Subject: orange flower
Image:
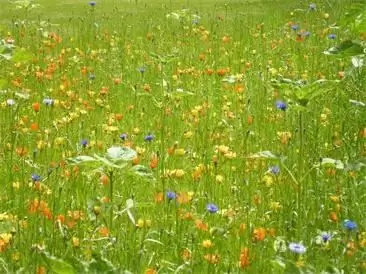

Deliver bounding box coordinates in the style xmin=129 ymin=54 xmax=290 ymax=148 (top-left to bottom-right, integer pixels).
xmin=113 ymin=78 xmax=122 ymax=85
xmin=36 ymin=266 xmax=46 ymax=274
xmin=206 ymin=68 xmax=214 ymax=75
xmin=253 ymin=227 xmax=266 ymax=241
xmin=234 ymin=84 xmax=245 ymax=93
xmin=195 ymin=219 xmax=209 ymax=231
xmin=16 ymin=147 xmax=28 ymax=157
xmin=329 ymin=211 xmax=338 ymax=222
xmin=177 ymin=192 xmax=192 ymax=204
xmin=100 ymin=174 xmax=109 ymax=185
xmin=56 ymin=214 xmax=65 ymax=224
xmin=182 ymin=248 xmax=191 ymax=261
xmin=217 ymin=68 xmax=227 ymax=77
xmin=100 ymin=86 xmax=109 ymax=96
xmin=204 ymin=253 xmax=220 ymax=264
xmin=98 ymin=226 xmax=109 ymax=237
xmin=360 ymin=128 xmax=366 ymax=138
xmin=42 ymin=207 xmax=52 ymax=220
xmin=154 ymin=192 xmax=164 ymax=203
xmin=114 ymin=113 xmax=123 ymax=121
xmin=247 ymin=115 xmax=254 ymax=125
xmin=132 ymin=156 xmax=139 ymax=165
xmin=68 ymin=210 xmax=84 ymax=221
xmin=32 ymin=102 xmax=40 ymax=113
xmin=149 ymin=154 xmax=159 ymax=169
xmin=145 ymin=268 xmax=157 ymax=274
xmin=30 ymin=123 xmax=39 ymax=131
xmin=239 ymin=248 xmax=250 ymax=269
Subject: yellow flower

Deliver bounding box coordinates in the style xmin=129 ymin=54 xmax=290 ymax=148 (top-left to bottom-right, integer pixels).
xmin=175 ymin=169 xmax=185 ymax=178
xmin=262 ymin=175 xmax=274 ymax=187
xmin=216 ymin=175 xmax=224 ymax=183
xmin=202 ymin=239 xmax=214 ymax=248
xmin=72 ymin=237 xmax=80 ymax=248
xmin=174 ymin=148 xmax=185 ymax=156
xmin=0 ymin=233 xmax=12 ymax=244
xmin=217 ymin=145 xmax=230 ymax=154
xmin=0 ymin=213 xmax=9 ymax=221
xmin=54 ymin=137 xmax=66 ymax=146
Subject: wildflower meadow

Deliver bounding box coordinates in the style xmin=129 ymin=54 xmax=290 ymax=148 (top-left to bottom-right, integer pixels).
xmin=0 ymin=0 xmax=365 ymax=273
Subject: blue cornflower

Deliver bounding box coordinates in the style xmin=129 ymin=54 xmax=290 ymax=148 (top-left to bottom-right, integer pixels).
xmin=89 ymin=1 xmax=96 ymax=6
xmin=269 ymin=165 xmax=280 ymax=175
xmin=32 ymin=174 xmax=41 ymax=182
xmin=288 ymin=242 xmax=306 ymax=254
xmin=80 ymin=139 xmax=89 ymax=148
xmin=321 ymin=232 xmax=332 ymax=242
xmin=275 ymin=100 xmax=287 ymax=111
xmin=207 ymin=203 xmax=219 ymax=213
xmin=166 ymin=191 xmax=176 ymax=200
xmin=43 ymin=98 xmax=54 ymax=106
xmin=309 ymin=3 xmax=316 ymax=11
xmin=328 ymin=34 xmax=337 ymax=40
xmin=343 ymin=220 xmax=357 ymax=231
xmin=144 ymin=134 xmax=154 ymax=142
xmin=137 ymin=67 xmax=146 ymax=74
xmin=291 ymin=24 xmax=299 ymax=31
xmin=120 ymin=133 xmax=128 ymax=141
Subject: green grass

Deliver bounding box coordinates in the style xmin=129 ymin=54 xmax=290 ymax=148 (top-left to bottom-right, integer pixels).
xmin=0 ymin=0 xmax=365 ymax=273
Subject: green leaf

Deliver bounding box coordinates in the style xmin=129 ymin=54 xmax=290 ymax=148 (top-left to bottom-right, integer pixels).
xmin=130 ymin=165 xmax=154 ymax=178
xmin=0 ymin=53 xmax=12 ymax=60
xmin=323 ymin=40 xmax=364 ymax=56
xmin=41 ymin=253 xmax=75 ymax=274
xmin=106 ymin=146 xmax=137 ymax=161
xmin=89 ymin=253 xmax=118 ymax=273
xmin=67 ymin=155 xmax=97 ymax=164
xmin=93 ymin=154 xmax=128 ymax=169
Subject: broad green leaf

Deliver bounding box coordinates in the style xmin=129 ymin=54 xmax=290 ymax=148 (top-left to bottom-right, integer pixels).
xmin=67 ymin=155 xmax=97 ymax=163
xmin=323 ymin=40 xmax=364 ymax=56
xmin=89 ymin=253 xmax=118 ymax=273
xmin=106 ymin=146 xmax=137 ymax=161
xmin=0 ymin=53 xmax=12 ymax=60
xmin=352 ymin=56 xmax=364 ymax=67
xmin=41 ymin=253 xmax=75 ymax=274
xmin=93 ymin=154 xmax=128 ymax=169
xmin=130 ymin=165 xmax=154 ymax=178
